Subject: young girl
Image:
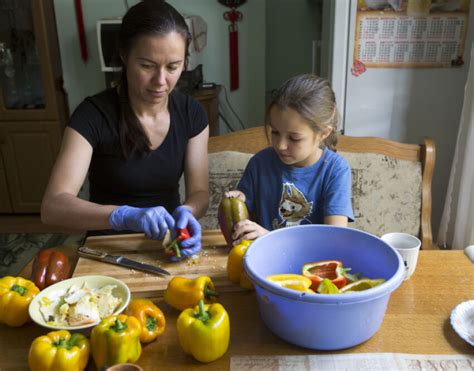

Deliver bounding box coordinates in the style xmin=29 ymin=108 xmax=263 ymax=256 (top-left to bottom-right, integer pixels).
xmin=227 ymin=74 xmax=354 ymax=244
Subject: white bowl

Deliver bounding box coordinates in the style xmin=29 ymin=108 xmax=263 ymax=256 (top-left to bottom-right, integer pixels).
xmin=450 ymin=300 xmax=474 ymax=346
xmin=29 ymin=275 xmax=130 ymax=331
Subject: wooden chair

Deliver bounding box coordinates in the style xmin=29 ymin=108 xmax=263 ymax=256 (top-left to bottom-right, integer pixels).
xmin=207 ymin=126 xmax=436 ymax=250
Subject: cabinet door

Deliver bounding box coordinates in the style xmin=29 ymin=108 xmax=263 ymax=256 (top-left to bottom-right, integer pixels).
xmin=0 ymin=0 xmax=61 ymax=121
xmin=193 ymin=87 xmax=221 ymax=136
xmin=0 ymin=164 xmax=13 ymax=213
xmin=1 ymin=122 xmax=61 ymax=212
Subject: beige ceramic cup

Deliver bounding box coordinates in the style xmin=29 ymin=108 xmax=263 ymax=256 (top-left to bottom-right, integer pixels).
xmin=381 ymin=232 xmax=421 ymax=280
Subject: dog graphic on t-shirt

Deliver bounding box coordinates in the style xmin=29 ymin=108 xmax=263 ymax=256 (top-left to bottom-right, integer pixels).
xmin=273 ymin=183 xmax=313 ymax=228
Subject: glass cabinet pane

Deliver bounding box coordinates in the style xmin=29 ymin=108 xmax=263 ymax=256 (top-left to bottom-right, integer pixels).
xmin=0 ymin=0 xmax=45 ymax=110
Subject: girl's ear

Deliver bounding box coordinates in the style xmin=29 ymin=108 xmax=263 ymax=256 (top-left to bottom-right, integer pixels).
xmin=319 ymin=126 xmax=333 ymax=141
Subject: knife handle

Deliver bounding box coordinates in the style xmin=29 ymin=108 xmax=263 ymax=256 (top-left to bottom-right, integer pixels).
xmin=78 ymin=246 xmax=107 ymax=259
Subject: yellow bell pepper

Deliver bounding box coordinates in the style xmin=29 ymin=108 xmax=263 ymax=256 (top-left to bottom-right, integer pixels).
xmin=163 ymin=276 xmax=219 ymax=311
xmin=266 ymin=274 xmax=315 ymax=293
xmin=0 ymin=276 xmax=40 ymax=327
xmin=28 ymin=330 xmax=90 ymax=371
xmin=177 ymin=300 xmax=230 ymax=363
xmin=91 ymin=314 xmax=142 ymax=369
xmin=125 ymin=298 xmax=166 ymax=343
xmin=227 ymin=239 xmax=253 ymax=289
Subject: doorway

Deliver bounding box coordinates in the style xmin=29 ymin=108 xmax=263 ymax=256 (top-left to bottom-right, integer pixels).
xmin=265 ymin=0 xmax=324 ymax=105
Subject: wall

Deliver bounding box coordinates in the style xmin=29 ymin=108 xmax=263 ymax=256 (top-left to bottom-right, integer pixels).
xmin=53 ymin=0 xmax=265 ymax=133
xmin=331 ymin=0 xmax=473 ymax=241
xmin=265 ymin=0 xmax=322 ymax=105
xmin=53 ymin=0 xmax=470 ymax=239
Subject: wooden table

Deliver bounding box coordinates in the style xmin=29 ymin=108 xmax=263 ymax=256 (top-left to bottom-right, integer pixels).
xmin=2 ymin=232 xmax=473 ymax=370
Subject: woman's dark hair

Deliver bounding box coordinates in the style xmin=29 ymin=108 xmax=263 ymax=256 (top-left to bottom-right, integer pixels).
xmin=264 ymin=74 xmax=339 ymax=151
xmin=118 ymin=0 xmax=191 ymax=158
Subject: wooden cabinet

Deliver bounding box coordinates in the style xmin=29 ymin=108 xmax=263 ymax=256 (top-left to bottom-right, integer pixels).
xmin=0 ymin=153 xmax=13 ymax=213
xmin=0 ymin=0 xmax=66 ymax=213
xmin=1 ymin=122 xmax=61 ymax=212
xmin=193 ymin=86 xmax=221 ymax=136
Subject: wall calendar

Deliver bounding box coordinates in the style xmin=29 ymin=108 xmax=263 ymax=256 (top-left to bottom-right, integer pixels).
xmin=353 ymin=0 xmax=470 ymax=70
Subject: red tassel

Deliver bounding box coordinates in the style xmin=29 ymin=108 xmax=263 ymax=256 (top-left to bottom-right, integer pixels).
xmin=229 ymin=26 xmax=239 ymax=91
xmin=224 ymin=8 xmax=242 ymax=91
xmin=74 ymin=0 xmax=88 ymax=62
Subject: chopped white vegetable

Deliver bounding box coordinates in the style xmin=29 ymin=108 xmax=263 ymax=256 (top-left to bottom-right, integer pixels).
xmin=39 ymin=283 xmax=122 ymax=327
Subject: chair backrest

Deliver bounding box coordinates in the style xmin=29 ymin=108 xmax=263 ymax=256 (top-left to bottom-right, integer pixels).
xmin=206 ymin=126 xmax=436 ymax=249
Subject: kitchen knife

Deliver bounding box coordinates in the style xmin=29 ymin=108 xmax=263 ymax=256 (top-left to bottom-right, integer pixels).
xmin=78 ymin=246 xmax=171 ymax=276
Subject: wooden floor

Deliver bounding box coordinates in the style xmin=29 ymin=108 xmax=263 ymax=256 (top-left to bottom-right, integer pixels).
xmin=0 ymin=214 xmax=85 ymax=234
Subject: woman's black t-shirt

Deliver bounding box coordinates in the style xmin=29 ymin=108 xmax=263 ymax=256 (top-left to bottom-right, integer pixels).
xmin=69 ymin=88 xmax=208 ymax=234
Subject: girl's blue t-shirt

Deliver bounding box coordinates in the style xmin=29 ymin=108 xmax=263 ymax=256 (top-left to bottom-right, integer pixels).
xmin=237 ymin=147 xmax=354 ymax=230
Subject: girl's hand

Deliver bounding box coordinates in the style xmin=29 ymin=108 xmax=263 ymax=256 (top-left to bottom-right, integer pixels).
xmin=224 ymin=190 xmax=246 ymax=202
xmin=231 ymin=219 xmax=268 ymax=245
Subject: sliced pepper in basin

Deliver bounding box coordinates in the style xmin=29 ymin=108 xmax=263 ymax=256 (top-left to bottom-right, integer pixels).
xmin=316 ymin=278 xmax=340 ymax=294
xmin=266 ymin=274 xmax=315 ymax=293
xmin=302 ymin=260 xmax=347 ymax=291
xmin=339 ymin=278 xmax=385 ymax=293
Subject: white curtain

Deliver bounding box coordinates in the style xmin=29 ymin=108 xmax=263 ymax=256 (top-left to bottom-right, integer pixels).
xmin=437 ymin=42 xmax=474 ymax=250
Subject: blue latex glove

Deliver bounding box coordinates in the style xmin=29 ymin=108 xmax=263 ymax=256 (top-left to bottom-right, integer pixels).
xmin=170 ymin=205 xmax=202 ymax=261
xmin=109 ymin=205 xmax=175 ymax=240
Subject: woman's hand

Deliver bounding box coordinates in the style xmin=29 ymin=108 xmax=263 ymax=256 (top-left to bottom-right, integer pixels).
xmin=231 ymin=219 xmax=268 ymax=245
xmin=109 ymin=205 xmax=175 ymax=240
xmin=171 ymin=205 xmax=202 ymax=261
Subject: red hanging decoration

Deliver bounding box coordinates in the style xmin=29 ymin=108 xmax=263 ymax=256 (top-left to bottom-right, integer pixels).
xmin=220 ymin=1 xmax=246 ymax=91
xmin=74 ymin=0 xmax=88 ymax=62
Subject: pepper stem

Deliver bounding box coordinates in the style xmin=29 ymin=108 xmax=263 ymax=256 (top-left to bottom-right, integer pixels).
xmin=53 ymin=338 xmax=68 ymax=349
xmin=195 ymin=299 xmax=210 ymax=322
xmin=171 ymin=241 xmax=182 ymax=258
xmin=110 ymin=319 xmax=128 ymax=332
xmin=53 ymin=335 xmax=80 ymax=350
xmin=10 ymin=284 xmax=27 ymax=296
xmin=146 ymin=315 xmax=157 ymax=331
xmin=204 ymin=285 xmax=219 ymax=299
xmin=68 ymin=333 xmax=82 ymax=347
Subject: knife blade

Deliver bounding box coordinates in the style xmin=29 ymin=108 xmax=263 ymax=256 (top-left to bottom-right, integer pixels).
xmin=78 ymin=246 xmax=171 ymax=276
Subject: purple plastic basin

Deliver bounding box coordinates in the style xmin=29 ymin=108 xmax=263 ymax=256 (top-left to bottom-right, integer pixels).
xmin=243 ymin=225 xmax=405 ymax=350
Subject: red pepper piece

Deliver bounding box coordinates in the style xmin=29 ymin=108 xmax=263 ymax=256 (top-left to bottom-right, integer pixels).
xmin=177 ymin=228 xmax=190 ymax=241
xmin=302 ymin=260 xmax=347 ymax=291
xmin=164 ymin=228 xmax=191 ymax=258
xmin=31 ymin=249 xmax=71 ymax=290
xmin=165 ymin=240 xmax=182 ymax=258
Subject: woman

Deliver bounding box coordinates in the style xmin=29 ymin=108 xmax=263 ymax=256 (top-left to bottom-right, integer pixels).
xmin=41 ymin=0 xmax=208 ymax=259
